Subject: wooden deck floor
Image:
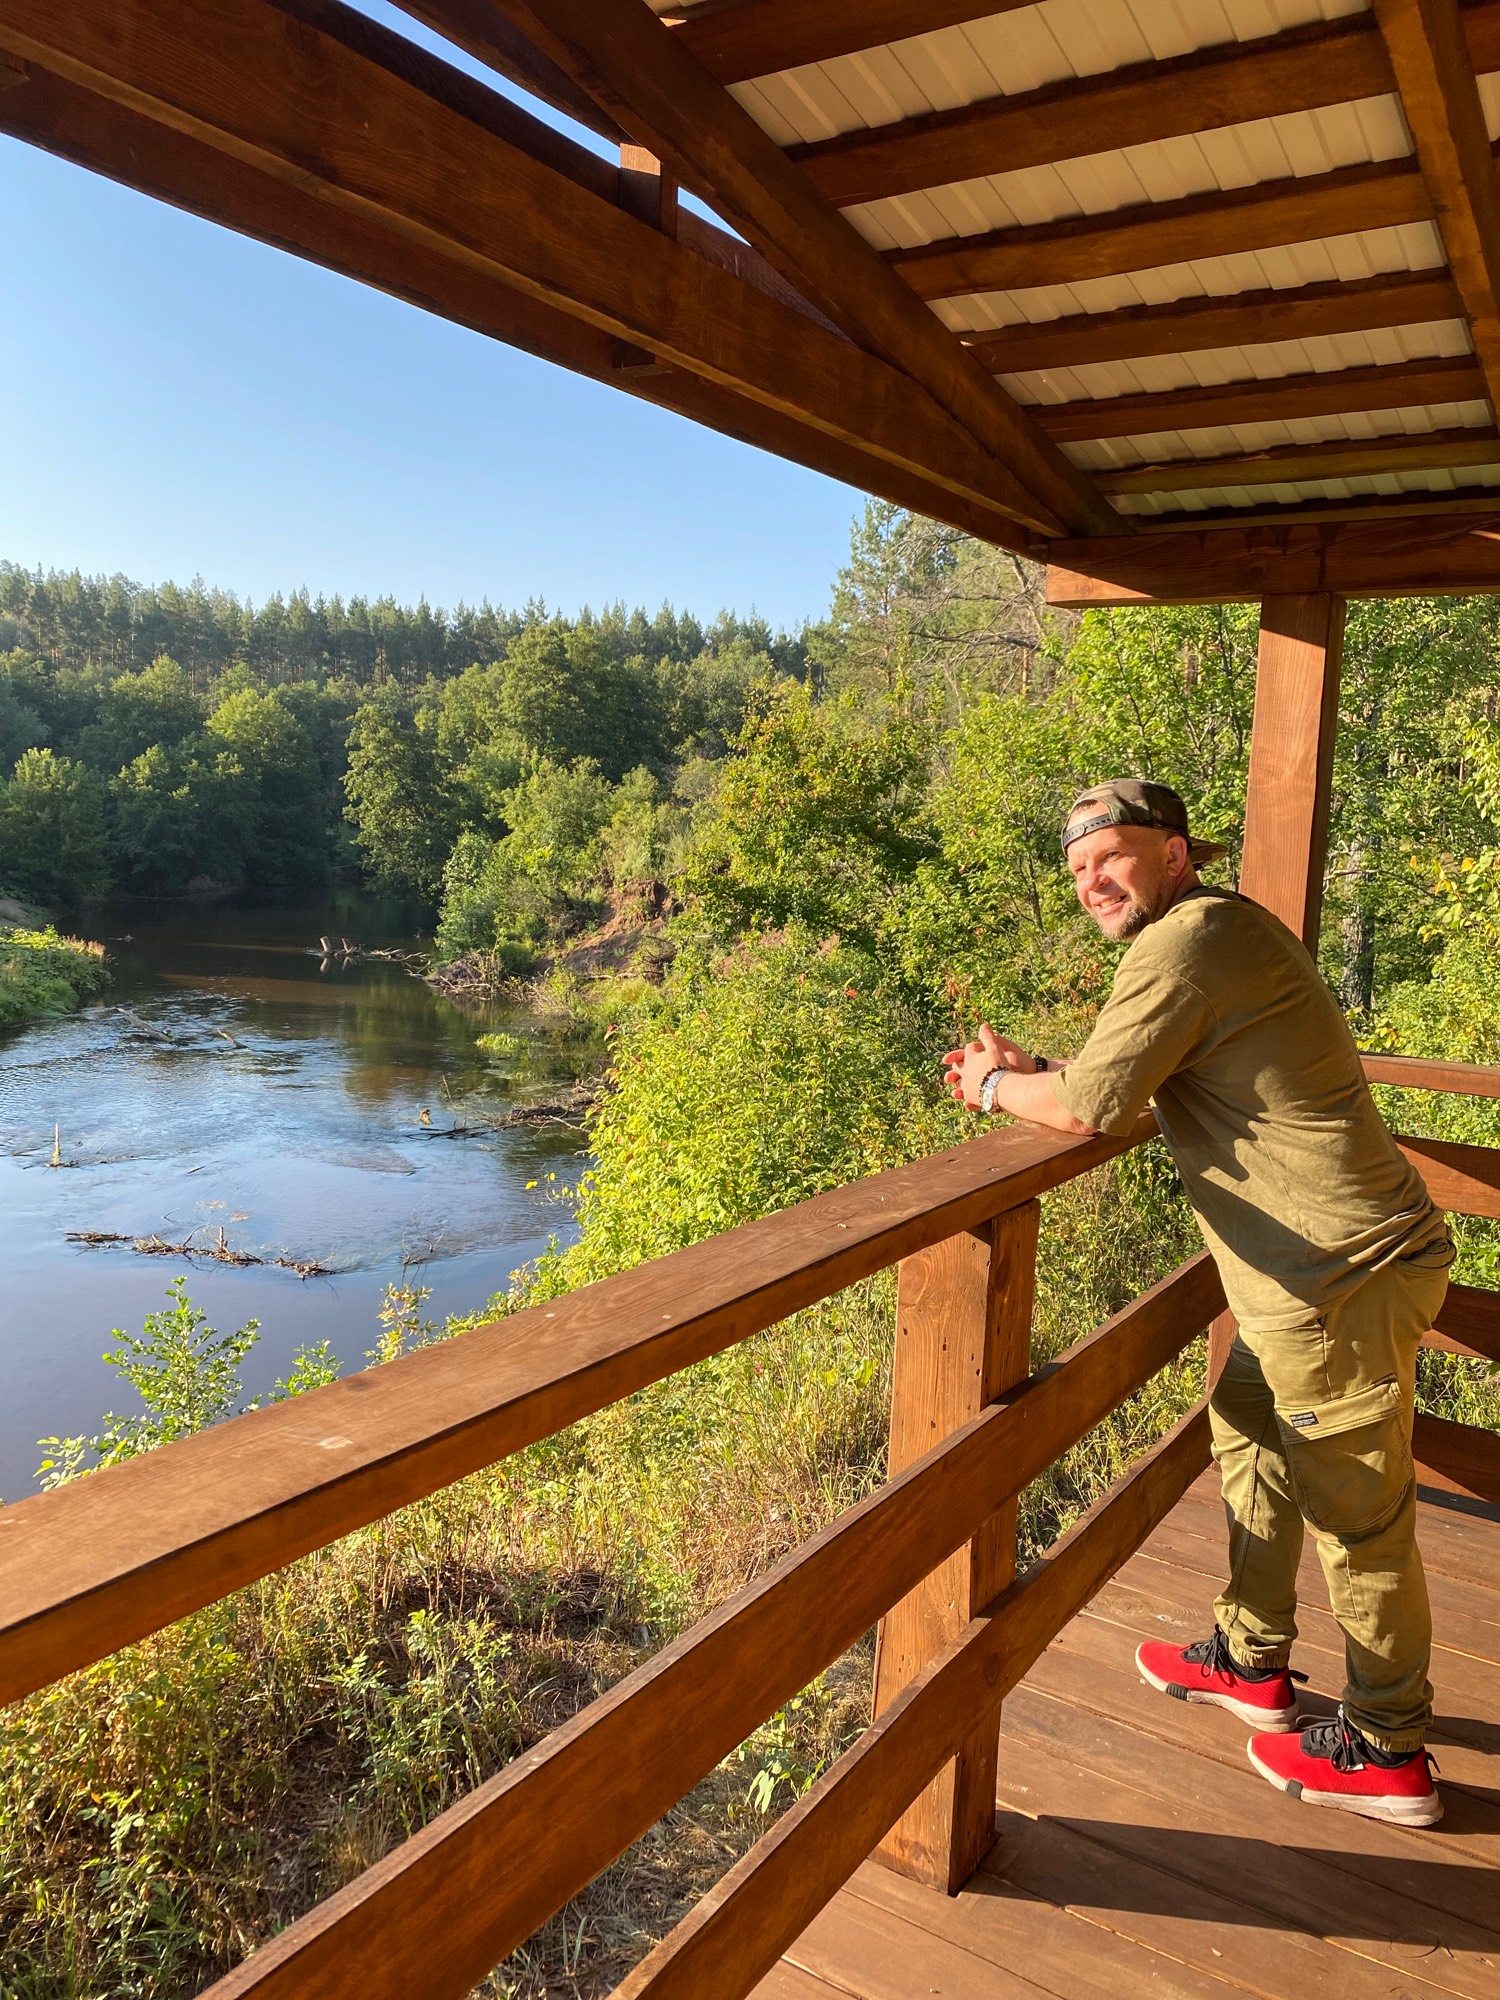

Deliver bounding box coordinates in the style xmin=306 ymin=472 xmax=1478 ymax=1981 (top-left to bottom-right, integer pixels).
xmin=755 ymin=1471 xmax=1500 ymax=2000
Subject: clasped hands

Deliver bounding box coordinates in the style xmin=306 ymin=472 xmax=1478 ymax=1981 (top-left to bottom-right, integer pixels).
xmin=942 ymin=1022 xmax=1037 ymax=1112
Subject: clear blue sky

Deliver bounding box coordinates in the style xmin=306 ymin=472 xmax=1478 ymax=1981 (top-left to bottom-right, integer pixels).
xmin=0 ymin=87 xmax=863 ymax=633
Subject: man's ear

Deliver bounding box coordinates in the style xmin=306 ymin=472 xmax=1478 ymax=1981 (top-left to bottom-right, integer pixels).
xmin=1165 ymin=831 xmax=1191 ymax=876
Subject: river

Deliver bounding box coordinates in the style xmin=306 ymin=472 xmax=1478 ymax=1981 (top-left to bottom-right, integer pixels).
xmin=0 ymin=899 xmax=590 ymax=1499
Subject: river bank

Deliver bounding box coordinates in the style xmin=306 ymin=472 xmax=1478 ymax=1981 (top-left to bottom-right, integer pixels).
xmin=0 ymin=920 xmax=110 ymax=1025
xmin=0 ymin=896 xmax=591 ymax=1498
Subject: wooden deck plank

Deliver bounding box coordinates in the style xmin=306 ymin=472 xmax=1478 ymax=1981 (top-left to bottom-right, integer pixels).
xmin=783 ymin=1888 xmax=1056 ymax=1997
xmin=1031 ymin=1626 xmax=1500 ymax=1855
xmin=1001 ymin=1678 xmax=1498 ymax=1934
xmin=770 ymin=1477 xmax=1500 ymax=2000
xmin=998 ymin=1700 xmax=1500 ymax=1995
xmin=846 ymin=1858 xmax=1266 ymax=2000
xmin=749 ymin=1962 xmax=850 ymax=2000
xmin=981 ymin=1809 xmax=1476 ymax=2000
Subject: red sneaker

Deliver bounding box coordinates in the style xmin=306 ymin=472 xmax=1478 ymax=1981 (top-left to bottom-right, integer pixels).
xmin=1248 ymin=1709 xmax=1442 ymax=1826
xmin=1136 ymin=1628 xmax=1302 ymax=1730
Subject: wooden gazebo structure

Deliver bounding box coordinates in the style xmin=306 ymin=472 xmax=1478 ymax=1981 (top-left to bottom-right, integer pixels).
xmin=2 ymin=1 xmax=1500 ymax=1995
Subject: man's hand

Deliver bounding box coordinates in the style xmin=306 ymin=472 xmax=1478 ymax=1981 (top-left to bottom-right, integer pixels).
xmin=942 ymin=1022 xmax=1034 ymax=1110
xmin=942 ymin=1025 xmax=1093 ymax=1134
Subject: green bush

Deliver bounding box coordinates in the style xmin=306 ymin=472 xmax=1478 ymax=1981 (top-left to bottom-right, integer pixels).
xmin=0 ymin=924 xmax=109 ymax=1025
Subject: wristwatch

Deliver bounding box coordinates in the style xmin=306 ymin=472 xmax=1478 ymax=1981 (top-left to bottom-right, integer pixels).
xmin=979 ymin=1057 xmax=1048 ymax=1115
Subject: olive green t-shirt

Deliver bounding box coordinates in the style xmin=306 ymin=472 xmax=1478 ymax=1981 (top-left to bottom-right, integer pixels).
xmin=1051 ymin=887 xmax=1447 ymax=1331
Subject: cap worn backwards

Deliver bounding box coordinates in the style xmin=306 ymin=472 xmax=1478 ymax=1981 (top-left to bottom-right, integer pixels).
xmin=1061 ymin=778 xmax=1230 ymax=867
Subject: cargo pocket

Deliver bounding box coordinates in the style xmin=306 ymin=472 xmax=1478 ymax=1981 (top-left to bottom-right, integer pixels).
xmin=1278 ymin=1380 xmax=1413 ymax=1539
xmin=1274 ymin=1375 xmax=1404 ymax=1442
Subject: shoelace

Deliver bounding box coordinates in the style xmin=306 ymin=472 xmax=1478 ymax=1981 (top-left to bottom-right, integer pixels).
xmin=1181 ymin=1629 xmax=1306 ymax=1687
xmin=1302 ymin=1707 xmax=1439 ymax=1778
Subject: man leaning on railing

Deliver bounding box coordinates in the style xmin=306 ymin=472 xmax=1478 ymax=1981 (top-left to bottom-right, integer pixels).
xmin=944 ymin=777 xmax=1453 ymax=1829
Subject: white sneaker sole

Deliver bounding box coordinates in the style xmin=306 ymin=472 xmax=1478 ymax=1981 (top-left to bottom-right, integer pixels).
xmin=1246 ymin=1740 xmax=1444 ymax=1826
xmin=1136 ymin=1646 xmax=1299 ymax=1731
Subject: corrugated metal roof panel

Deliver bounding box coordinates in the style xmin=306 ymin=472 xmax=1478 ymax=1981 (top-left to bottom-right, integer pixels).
xmin=932 ymin=222 xmax=1446 ymax=332
xmin=930 ymin=221 xmax=1447 ymax=332
xmin=1059 ymin=396 xmax=1493 ymax=470
xmin=839 ymin=99 xmax=1410 ymax=254
xmin=997 ymin=318 xmax=1470 ymax=404
xmin=1117 ymin=459 xmax=1500 ymax=511
xmin=728 ymin=0 xmax=1369 ymax=143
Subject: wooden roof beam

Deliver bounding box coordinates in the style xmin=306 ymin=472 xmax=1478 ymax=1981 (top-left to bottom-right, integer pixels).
xmin=1045 ymin=511 xmax=1500 ymax=602
xmin=1119 ymin=487 xmax=1500 ymax=529
xmin=0 ymin=0 xmax=1073 ymax=544
xmin=433 ymin=0 xmax=1120 ymax=536
xmin=1375 ymin=0 xmax=1500 ymax=419
xmin=664 ymin=0 xmax=1039 ymax=87
xmin=792 ymin=15 xmax=1396 ymax=208
xmin=891 ymin=159 xmax=1433 ymax=301
xmin=791 ymin=0 xmax=1500 ymax=209
xmin=1096 ymin=426 xmax=1500 ymax=494
xmin=963 ymin=273 xmax=1464 ymax=376
xmin=1033 ymin=355 xmax=1485 ymax=444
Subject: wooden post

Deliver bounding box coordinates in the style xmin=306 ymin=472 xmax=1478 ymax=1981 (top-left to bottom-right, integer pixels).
xmin=1212 ymin=592 xmax=1346 ymax=1387
xmin=871 ymin=1199 xmax=1039 ymax=1892
xmin=615 ymin=144 xmax=677 ymax=374
xmin=617 ymin=142 xmax=678 ymax=236
xmin=1238 ymin=592 xmax=1345 ymax=948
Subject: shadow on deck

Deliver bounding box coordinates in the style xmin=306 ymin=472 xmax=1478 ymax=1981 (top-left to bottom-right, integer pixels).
xmin=761 ymin=1472 xmax=1500 ymax=2000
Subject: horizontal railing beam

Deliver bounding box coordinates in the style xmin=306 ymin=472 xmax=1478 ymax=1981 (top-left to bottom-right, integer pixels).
xmin=615 ymin=1403 xmax=1214 ymax=2000
xmin=1362 ymin=1052 xmax=1500 ymax=1098
xmin=0 ymin=1116 xmax=1150 ymax=1710
xmin=1428 ymin=1279 xmax=1500 ymax=1364
xmin=1413 ymin=1410 xmax=1500 ymax=1506
xmin=198 ymin=1252 xmax=1223 ymax=2000
xmin=1396 ymin=1132 xmax=1500 ymax=1218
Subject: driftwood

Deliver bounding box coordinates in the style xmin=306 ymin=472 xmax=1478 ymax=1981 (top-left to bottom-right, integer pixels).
xmin=66 ymin=1227 xmax=332 ymax=1278
xmin=315 ymin=937 xmax=429 ymax=974
xmin=415 ymin=1079 xmax=600 ymax=1138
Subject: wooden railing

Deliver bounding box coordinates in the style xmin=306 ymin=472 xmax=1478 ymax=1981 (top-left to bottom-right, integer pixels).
xmin=0 ymin=1056 xmax=1497 ymax=1999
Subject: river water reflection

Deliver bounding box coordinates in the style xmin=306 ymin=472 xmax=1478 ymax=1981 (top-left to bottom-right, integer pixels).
xmin=0 ymin=900 xmax=588 ymax=1498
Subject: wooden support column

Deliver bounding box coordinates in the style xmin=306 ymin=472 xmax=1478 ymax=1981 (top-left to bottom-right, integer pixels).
xmin=1239 ymin=593 xmax=1345 ymax=948
xmin=1212 ymin=593 xmax=1346 ymax=1386
xmin=871 ymin=1200 xmax=1039 ymax=1892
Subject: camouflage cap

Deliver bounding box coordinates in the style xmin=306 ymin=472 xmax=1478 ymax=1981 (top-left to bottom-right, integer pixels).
xmin=1061 ymin=778 xmax=1229 ymax=867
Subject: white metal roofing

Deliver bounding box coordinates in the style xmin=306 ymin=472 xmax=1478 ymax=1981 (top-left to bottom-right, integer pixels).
xmin=672 ymin=0 xmax=1500 ymax=514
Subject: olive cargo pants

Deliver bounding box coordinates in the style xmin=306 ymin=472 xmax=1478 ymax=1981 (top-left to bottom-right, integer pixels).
xmin=1209 ymin=1240 xmax=1453 ymax=1753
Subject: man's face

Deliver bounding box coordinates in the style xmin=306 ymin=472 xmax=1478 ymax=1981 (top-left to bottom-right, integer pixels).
xmin=1067 ymin=822 xmax=1188 ymax=940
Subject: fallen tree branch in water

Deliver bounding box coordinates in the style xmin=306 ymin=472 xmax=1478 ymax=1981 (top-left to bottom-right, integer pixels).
xmin=415 ymin=1078 xmax=601 ymax=1137
xmin=66 ymin=1227 xmax=333 ymax=1277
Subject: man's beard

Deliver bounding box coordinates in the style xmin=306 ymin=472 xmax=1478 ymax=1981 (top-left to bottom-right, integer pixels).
xmin=1100 ymin=875 xmax=1178 ymax=939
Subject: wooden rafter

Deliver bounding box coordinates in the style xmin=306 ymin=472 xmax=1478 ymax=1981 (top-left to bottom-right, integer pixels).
xmin=790 ymin=16 xmax=1395 ymax=208
xmin=1045 ymin=512 xmax=1500 ymax=602
xmin=0 ymin=0 xmax=1093 ymax=542
xmin=406 ymin=0 xmax=1121 ymax=537
xmin=665 ymin=0 xmax=1036 ymax=86
xmin=1374 ymin=0 xmax=1500 ymax=417
xmin=1127 ymin=486 xmax=1500 ymax=530
xmin=890 ymin=160 xmax=1433 ymax=301
xmin=963 ymin=274 xmax=1464 ymax=377
xmin=1032 ymin=356 xmax=1485 ymax=444
xmin=787 ymin=0 xmax=1500 ymax=210
xmin=1095 ymin=427 xmax=1500 ymax=494
xmin=664 ymin=0 xmax=1500 ymax=91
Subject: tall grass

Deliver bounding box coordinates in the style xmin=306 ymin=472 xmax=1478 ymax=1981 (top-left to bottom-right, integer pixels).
xmin=0 ymin=926 xmax=108 ymax=1026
